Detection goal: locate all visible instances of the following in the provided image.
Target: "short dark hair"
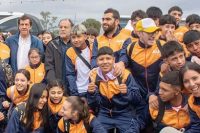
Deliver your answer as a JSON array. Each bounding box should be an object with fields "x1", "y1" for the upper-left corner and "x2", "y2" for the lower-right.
[
  {"x1": 97, "y1": 46, "x2": 114, "y2": 58},
  {"x1": 146, "y1": 6, "x2": 163, "y2": 20},
  {"x1": 183, "y1": 30, "x2": 200, "y2": 45},
  {"x1": 168, "y1": 6, "x2": 183, "y2": 15},
  {"x1": 104, "y1": 8, "x2": 120, "y2": 20},
  {"x1": 86, "y1": 27, "x2": 99, "y2": 37},
  {"x1": 159, "y1": 14, "x2": 176, "y2": 26},
  {"x1": 42, "y1": 30, "x2": 55, "y2": 39},
  {"x1": 161, "y1": 71, "x2": 181, "y2": 87},
  {"x1": 18, "y1": 15, "x2": 32, "y2": 26},
  {"x1": 186, "y1": 14, "x2": 200, "y2": 26},
  {"x1": 59, "y1": 18, "x2": 74, "y2": 27},
  {"x1": 131, "y1": 10, "x2": 147, "y2": 21},
  {"x1": 162, "y1": 41, "x2": 184, "y2": 58}
]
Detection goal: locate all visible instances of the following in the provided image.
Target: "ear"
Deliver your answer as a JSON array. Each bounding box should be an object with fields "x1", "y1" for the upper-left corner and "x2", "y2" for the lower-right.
[
  {"x1": 72, "y1": 110, "x2": 78, "y2": 119},
  {"x1": 115, "y1": 19, "x2": 120, "y2": 26},
  {"x1": 174, "y1": 86, "x2": 181, "y2": 95}
]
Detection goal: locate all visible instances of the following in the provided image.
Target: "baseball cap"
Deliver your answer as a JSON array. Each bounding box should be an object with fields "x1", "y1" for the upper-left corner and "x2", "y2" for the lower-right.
[{"x1": 136, "y1": 18, "x2": 160, "y2": 33}]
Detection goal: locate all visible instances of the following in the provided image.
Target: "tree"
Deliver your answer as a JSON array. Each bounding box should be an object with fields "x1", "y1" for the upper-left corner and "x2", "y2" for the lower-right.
[
  {"x1": 40, "y1": 11, "x2": 58, "y2": 35},
  {"x1": 82, "y1": 18, "x2": 101, "y2": 34}
]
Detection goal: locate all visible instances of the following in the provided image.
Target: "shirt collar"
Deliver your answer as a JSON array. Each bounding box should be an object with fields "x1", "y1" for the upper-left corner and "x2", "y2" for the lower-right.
[{"x1": 97, "y1": 67, "x2": 116, "y2": 81}]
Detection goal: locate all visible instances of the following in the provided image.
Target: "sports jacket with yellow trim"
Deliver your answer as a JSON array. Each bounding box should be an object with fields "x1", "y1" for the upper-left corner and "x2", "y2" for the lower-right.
[
  {"x1": 87, "y1": 68, "x2": 142, "y2": 115},
  {"x1": 91, "y1": 26, "x2": 131, "y2": 68},
  {"x1": 25, "y1": 63, "x2": 45, "y2": 84},
  {"x1": 57, "y1": 114, "x2": 106, "y2": 133},
  {"x1": 0, "y1": 42, "x2": 10, "y2": 62},
  {"x1": 121, "y1": 40, "x2": 165, "y2": 99},
  {"x1": 149, "y1": 95, "x2": 190, "y2": 132},
  {"x1": 185, "y1": 95, "x2": 200, "y2": 133},
  {"x1": 65, "y1": 41, "x2": 91, "y2": 96}
]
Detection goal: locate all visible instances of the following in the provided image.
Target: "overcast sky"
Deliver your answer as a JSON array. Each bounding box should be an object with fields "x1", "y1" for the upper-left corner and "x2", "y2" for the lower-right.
[{"x1": 0, "y1": 0, "x2": 199, "y2": 24}]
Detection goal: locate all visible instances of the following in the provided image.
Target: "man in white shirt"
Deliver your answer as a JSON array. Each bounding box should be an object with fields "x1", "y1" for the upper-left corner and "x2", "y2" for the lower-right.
[{"x1": 5, "y1": 15, "x2": 43, "y2": 74}]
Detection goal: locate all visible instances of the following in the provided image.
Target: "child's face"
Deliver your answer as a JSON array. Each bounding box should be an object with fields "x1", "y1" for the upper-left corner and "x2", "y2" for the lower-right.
[
  {"x1": 166, "y1": 52, "x2": 185, "y2": 71},
  {"x1": 159, "y1": 82, "x2": 180, "y2": 102},
  {"x1": 160, "y1": 24, "x2": 176, "y2": 38},
  {"x1": 97, "y1": 54, "x2": 115, "y2": 74},
  {"x1": 189, "y1": 23, "x2": 200, "y2": 32},
  {"x1": 169, "y1": 10, "x2": 182, "y2": 24},
  {"x1": 62, "y1": 101, "x2": 77, "y2": 121},
  {"x1": 71, "y1": 34, "x2": 87, "y2": 49},
  {"x1": 37, "y1": 90, "x2": 48, "y2": 110},
  {"x1": 183, "y1": 70, "x2": 200, "y2": 97},
  {"x1": 42, "y1": 33, "x2": 52, "y2": 45},
  {"x1": 29, "y1": 50, "x2": 40, "y2": 65},
  {"x1": 186, "y1": 39, "x2": 200, "y2": 58},
  {"x1": 87, "y1": 34, "x2": 96, "y2": 45},
  {"x1": 15, "y1": 73, "x2": 29, "y2": 93},
  {"x1": 49, "y1": 86, "x2": 64, "y2": 104}
]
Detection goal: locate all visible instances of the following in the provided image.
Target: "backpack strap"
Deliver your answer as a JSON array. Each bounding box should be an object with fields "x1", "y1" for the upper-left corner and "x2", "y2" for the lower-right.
[
  {"x1": 154, "y1": 97, "x2": 165, "y2": 126},
  {"x1": 156, "y1": 40, "x2": 165, "y2": 58},
  {"x1": 63, "y1": 119, "x2": 70, "y2": 133},
  {"x1": 73, "y1": 47, "x2": 91, "y2": 70},
  {"x1": 128, "y1": 42, "x2": 136, "y2": 57}
]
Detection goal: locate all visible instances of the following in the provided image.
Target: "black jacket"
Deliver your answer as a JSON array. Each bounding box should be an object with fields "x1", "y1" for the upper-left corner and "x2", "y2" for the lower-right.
[{"x1": 45, "y1": 36, "x2": 71, "y2": 84}]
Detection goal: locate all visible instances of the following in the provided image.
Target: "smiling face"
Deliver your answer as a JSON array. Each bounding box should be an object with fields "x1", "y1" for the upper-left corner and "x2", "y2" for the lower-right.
[
  {"x1": 97, "y1": 54, "x2": 115, "y2": 74},
  {"x1": 42, "y1": 33, "x2": 52, "y2": 45},
  {"x1": 102, "y1": 13, "x2": 119, "y2": 34},
  {"x1": 183, "y1": 70, "x2": 200, "y2": 97},
  {"x1": 15, "y1": 73, "x2": 29, "y2": 93},
  {"x1": 37, "y1": 90, "x2": 48, "y2": 110},
  {"x1": 49, "y1": 86, "x2": 64, "y2": 104},
  {"x1": 138, "y1": 31, "x2": 158, "y2": 46}
]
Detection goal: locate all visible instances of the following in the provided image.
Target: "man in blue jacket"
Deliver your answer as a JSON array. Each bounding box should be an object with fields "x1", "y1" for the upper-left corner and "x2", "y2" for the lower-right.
[{"x1": 5, "y1": 15, "x2": 44, "y2": 74}]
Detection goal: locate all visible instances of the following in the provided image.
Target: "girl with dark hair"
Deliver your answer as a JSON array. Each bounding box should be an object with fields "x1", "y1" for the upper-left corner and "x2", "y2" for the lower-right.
[
  {"x1": 179, "y1": 62, "x2": 200, "y2": 133},
  {"x1": 25, "y1": 48, "x2": 45, "y2": 84},
  {"x1": 47, "y1": 79, "x2": 67, "y2": 133},
  {"x1": 2, "y1": 69, "x2": 32, "y2": 111},
  {"x1": 5, "y1": 83, "x2": 49, "y2": 133},
  {"x1": 57, "y1": 96, "x2": 106, "y2": 133}
]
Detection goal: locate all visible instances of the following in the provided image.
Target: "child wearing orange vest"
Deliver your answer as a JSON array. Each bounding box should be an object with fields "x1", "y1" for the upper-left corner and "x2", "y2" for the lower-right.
[
  {"x1": 25, "y1": 48, "x2": 45, "y2": 84},
  {"x1": 47, "y1": 79, "x2": 67, "y2": 133},
  {"x1": 57, "y1": 96, "x2": 106, "y2": 133}
]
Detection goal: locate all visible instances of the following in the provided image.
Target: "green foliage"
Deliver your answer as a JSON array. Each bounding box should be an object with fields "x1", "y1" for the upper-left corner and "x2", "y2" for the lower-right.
[
  {"x1": 82, "y1": 18, "x2": 101, "y2": 34},
  {"x1": 40, "y1": 11, "x2": 58, "y2": 36}
]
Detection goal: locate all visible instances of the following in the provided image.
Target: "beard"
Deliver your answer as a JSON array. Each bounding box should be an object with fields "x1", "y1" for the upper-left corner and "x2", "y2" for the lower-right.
[{"x1": 103, "y1": 23, "x2": 116, "y2": 35}]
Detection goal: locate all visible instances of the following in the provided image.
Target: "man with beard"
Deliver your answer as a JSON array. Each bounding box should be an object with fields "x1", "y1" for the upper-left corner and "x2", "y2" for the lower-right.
[
  {"x1": 45, "y1": 18, "x2": 73, "y2": 94},
  {"x1": 91, "y1": 8, "x2": 130, "y2": 76}
]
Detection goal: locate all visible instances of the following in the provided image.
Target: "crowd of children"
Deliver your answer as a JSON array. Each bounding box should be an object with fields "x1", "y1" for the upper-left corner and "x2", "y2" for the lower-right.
[{"x1": 0, "y1": 5, "x2": 200, "y2": 133}]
